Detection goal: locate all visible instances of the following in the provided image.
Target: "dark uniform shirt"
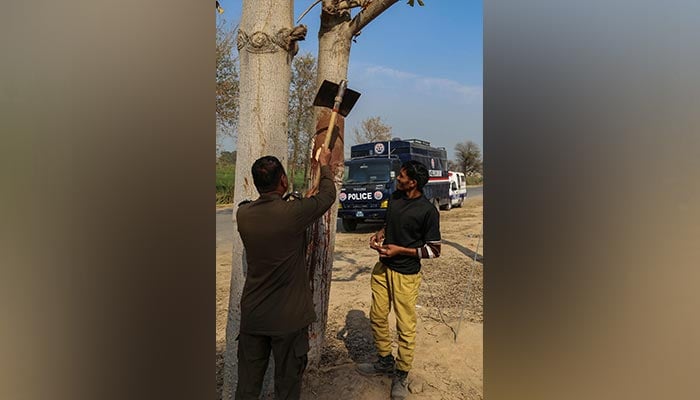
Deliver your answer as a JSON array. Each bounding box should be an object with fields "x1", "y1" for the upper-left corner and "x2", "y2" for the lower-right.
[
  {"x1": 382, "y1": 191, "x2": 441, "y2": 275},
  {"x1": 237, "y1": 166, "x2": 336, "y2": 335}
]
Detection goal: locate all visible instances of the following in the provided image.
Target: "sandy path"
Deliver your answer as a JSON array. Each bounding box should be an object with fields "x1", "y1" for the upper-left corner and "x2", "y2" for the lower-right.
[{"x1": 217, "y1": 196, "x2": 483, "y2": 399}]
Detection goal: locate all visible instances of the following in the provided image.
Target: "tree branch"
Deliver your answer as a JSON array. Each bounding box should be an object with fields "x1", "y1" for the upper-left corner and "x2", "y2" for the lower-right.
[
  {"x1": 349, "y1": 0, "x2": 400, "y2": 35},
  {"x1": 322, "y1": 0, "x2": 373, "y2": 16}
]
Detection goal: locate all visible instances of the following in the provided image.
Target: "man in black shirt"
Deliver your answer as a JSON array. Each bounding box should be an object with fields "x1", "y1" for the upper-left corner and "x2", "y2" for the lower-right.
[
  {"x1": 357, "y1": 160, "x2": 442, "y2": 400},
  {"x1": 235, "y1": 147, "x2": 335, "y2": 400}
]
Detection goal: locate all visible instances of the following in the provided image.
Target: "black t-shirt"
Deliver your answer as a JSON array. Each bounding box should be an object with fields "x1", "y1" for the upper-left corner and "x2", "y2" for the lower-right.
[{"x1": 382, "y1": 191, "x2": 441, "y2": 274}]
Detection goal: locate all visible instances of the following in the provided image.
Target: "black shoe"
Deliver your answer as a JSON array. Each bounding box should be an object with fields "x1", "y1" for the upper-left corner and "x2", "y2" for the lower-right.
[
  {"x1": 391, "y1": 369, "x2": 409, "y2": 399},
  {"x1": 356, "y1": 354, "x2": 395, "y2": 376}
]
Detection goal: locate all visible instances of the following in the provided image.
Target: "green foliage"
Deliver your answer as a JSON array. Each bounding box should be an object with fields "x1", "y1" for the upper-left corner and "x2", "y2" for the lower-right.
[
  {"x1": 407, "y1": 0, "x2": 425, "y2": 7},
  {"x1": 217, "y1": 150, "x2": 236, "y2": 165},
  {"x1": 465, "y1": 175, "x2": 483, "y2": 185},
  {"x1": 215, "y1": 163, "x2": 308, "y2": 205},
  {"x1": 291, "y1": 169, "x2": 307, "y2": 192},
  {"x1": 216, "y1": 162, "x2": 235, "y2": 204}
]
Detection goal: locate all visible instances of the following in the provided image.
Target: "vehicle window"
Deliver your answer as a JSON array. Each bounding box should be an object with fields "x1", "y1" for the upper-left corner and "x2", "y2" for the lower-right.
[{"x1": 344, "y1": 162, "x2": 392, "y2": 183}]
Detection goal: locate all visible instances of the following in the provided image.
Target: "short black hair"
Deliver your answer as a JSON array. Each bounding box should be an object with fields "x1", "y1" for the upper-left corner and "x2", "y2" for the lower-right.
[
  {"x1": 401, "y1": 160, "x2": 429, "y2": 191},
  {"x1": 251, "y1": 156, "x2": 286, "y2": 193}
]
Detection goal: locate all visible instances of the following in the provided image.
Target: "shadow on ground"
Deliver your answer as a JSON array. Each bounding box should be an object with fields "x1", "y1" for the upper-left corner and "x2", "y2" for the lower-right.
[
  {"x1": 442, "y1": 239, "x2": 484, "y2": 263},
  {"x1": 337, "y1": 220, "x2": 384, "y2": 234},
  {"x1": 336, "y1": 309, "x2": 376, "y2": 363}
]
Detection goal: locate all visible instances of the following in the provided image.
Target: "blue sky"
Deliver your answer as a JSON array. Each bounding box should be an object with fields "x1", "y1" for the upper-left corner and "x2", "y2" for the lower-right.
[{"x1": 219, "y1": 0, "x2": 482, "y2": 160}]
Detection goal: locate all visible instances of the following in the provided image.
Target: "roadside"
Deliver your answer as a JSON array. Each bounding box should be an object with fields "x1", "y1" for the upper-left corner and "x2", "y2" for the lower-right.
[{"x1": 216, "y1": 196, "x2": 483, "y2": 399}]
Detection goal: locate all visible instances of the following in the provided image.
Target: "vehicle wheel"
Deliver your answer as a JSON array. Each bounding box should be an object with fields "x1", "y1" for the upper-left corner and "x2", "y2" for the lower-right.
[
  {"x1": 342, "y1": 218, "x2": 358, "y2": 232},
  {"x1": 441, "y1": 200, "x2": 452, "y2": 211},
  {"x1": 456, "y1": 198, "x2": 464, "y2": 208}
]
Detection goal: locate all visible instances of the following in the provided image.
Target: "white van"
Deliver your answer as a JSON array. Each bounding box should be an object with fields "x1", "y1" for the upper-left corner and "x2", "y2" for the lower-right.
[{"x1": 448, "y1": 171, "x2": 467, "y2": 208}]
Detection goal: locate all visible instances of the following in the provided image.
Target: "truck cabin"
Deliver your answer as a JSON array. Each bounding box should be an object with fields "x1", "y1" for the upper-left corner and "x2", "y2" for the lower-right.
[{"x1": 343, "y1": 158, "x2": 402, "y2": 185}]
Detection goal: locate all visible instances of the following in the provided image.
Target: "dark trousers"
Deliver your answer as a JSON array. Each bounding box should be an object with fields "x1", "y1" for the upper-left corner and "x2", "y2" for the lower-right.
[{"x1": 235, "y1": 327, "x2": 310, "y2": 400}]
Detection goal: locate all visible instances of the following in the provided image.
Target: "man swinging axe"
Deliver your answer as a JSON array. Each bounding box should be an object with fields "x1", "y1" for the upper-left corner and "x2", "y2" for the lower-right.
[{"x1": 234, "y1": 79, "x2": 359, "y2": 399}]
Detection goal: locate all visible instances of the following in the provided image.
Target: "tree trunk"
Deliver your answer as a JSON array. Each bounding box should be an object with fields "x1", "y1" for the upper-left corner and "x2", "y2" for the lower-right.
[
  {"x1": 305, "y1": 10, "x2": 353, "y2": 368},
  {"x1": 223, "y1": 1, "x2": 303, "y2": 399},
  {"x1": 305, "y1": 0, "x2": 401, "y2": 369}
]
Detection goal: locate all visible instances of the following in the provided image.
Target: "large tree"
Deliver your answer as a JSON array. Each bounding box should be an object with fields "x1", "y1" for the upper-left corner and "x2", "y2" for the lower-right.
[
  {"x1": 216, "y1": 18, "x2": 239, "y2": 153},
  {"x1": 288, "y1": 52, "x2": 318, "y2": 191},
  {"x1": 222, "y1": 1, "x2": 307, "y2": 399},
  {"x1": 353, "y1": 115, "x2": 393, "y2": 144},
  {"x1": 454, "y1": 140, "x2": 483, "y2": 175},
  {"x1": 303, "y1": 0, "x2": 422, "y2": 367}
]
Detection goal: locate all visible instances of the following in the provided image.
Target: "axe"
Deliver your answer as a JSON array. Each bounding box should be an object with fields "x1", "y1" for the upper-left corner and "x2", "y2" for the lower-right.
[{"x1": 307, "y1": 79, "x2": 361, "y2": 194}]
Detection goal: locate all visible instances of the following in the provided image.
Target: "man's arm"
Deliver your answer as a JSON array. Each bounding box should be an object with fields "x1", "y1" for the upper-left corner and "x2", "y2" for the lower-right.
[
  {"x1": 292, "y1": 146, "x2": 337, "y2": 228},
  {"x1": 416, "y1": 241, "x2": 441, "y2": 259},
  {"x1": 378, "y1": 242, "x2": 441, "y2": 259},
  {"x1": 417, "y1": 203, "x2": 442, "y2": 258}
]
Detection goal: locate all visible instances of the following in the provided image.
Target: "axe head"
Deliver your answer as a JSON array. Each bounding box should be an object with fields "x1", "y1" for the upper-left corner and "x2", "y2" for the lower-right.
[{"x1": 312, "y1": 80, "x2": 361, "y2": 117}]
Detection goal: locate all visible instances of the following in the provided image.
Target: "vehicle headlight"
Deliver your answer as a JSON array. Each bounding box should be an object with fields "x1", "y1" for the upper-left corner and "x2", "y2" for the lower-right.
[{"x1": 380, "y1": 200, "x2": 388, "y2": 208}]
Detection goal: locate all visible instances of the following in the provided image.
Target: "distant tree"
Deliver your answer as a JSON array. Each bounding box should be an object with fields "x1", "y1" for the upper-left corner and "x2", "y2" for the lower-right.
[
  {"x1": 287, "y1": 53, "x2": 317, "y2": 191},
  {"x1": 353, "y1": 116, "x2": 393, "y2": 144},
  {"x1": 216, "y1": 18, "x2": 239, "y2": 152},
  {"x1": 217, "y1": 150, "x2": 237, "y2": 165},
  {"x1": 447, "y1": 160, "x2": 460, "y2": 171},
  {"x1": 454, "y1": 140, "x2": 483, "y2": 175}
]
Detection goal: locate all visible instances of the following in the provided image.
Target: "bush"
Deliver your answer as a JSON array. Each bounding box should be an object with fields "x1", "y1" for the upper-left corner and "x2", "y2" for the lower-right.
[
  {"x1": 465, "y1": 175, "x2": 483, "y2": 185},
  {"x1": 216, "y1": 163, "x2": 235, "y2": 205},
  {"x1": 216, "y1": 164, "x2": 314, "y2": 205}
]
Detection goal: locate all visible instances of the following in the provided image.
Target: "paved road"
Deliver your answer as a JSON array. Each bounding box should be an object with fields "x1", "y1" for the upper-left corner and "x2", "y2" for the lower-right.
[
  {"x1": 216, "y1": 207, "x2": 235, "y2": 256},
  {"x1": 216, "y1": 186, "x2": 483, "y2": 243},
  {"x1": 466, "y1": 185, "x2": 483, "y2": 199}
]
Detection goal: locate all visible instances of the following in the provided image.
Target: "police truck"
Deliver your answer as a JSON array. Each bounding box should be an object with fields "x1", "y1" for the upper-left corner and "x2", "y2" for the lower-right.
[{"x1": 337, "y1": 138, "x2": 450, "y2": 232}]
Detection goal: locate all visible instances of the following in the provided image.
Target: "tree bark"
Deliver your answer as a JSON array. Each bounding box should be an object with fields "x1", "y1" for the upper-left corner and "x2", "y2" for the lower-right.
[
  {"x1": 222, "y1": 1, "x2": 303, "y2": 398},
  {"x1": 305, "y1": 6, "x2": 353, "y2": 368},
  {"x1": 305, "y1": 0, "x2": 401, "y2": 369}
]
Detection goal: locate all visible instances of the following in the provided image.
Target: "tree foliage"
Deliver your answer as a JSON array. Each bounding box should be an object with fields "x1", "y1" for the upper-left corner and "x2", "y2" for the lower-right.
[
  {"x1": 216, "y1": 18, "x2": 239, "y2": 148},
  {"x1": 217, "y1": 150, "x2": 237, "y2": 166},
  {"x1": 288, "y1": 53, "x2": 318, "y2": 190},
  {"x1": 454, "y1": 140, "x2": 483, "y2": 175},
  {"x1": 353, "y1": 116, "x2": 393, "y2": 144}
]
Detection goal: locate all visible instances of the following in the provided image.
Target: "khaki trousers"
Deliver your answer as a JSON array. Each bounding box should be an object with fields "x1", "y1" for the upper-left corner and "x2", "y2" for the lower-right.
[{"x1": 370, "y1": 262, "x2": 421, "y2": 372}]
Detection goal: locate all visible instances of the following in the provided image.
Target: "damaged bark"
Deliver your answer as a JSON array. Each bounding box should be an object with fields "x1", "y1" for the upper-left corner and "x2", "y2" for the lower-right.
[{"x1": 305, "y1": 0, "x2": 401, "y2": 369}]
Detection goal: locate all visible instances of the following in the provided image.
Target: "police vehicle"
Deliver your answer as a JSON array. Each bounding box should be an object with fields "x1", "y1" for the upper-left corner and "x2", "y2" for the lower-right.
[{"x1": 337, "y1": 138, "x2": 450, "y2": 231}]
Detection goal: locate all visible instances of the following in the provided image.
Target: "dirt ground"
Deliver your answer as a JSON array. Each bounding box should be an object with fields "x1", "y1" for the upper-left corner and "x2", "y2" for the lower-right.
[{"x1": 216, "y1": 196, "x2": 483, "y2": 400}]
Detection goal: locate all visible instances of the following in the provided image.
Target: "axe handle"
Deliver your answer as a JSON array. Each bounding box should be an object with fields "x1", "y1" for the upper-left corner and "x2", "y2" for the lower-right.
[
  {"x1": 314, "y1": 111, "x2": 339, "y2": 161},
  {"x1": 308, "y1": 80, "x2": 347, "y2": 196},
  {"x1": 310, "y1": 112, "x2": 338, "y2": 193}
]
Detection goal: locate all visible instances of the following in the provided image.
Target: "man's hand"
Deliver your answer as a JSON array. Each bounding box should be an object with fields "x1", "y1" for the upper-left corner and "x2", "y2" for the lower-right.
[
  {"x1": 369, "y1": 230, "x2": 385, "y2": 250},
  {"x1": 378, "y1": 244, "x2": 403, "y2": 258},
  {"x1": 318, "y1": 144, "x2": 332, "y2": 167}
]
